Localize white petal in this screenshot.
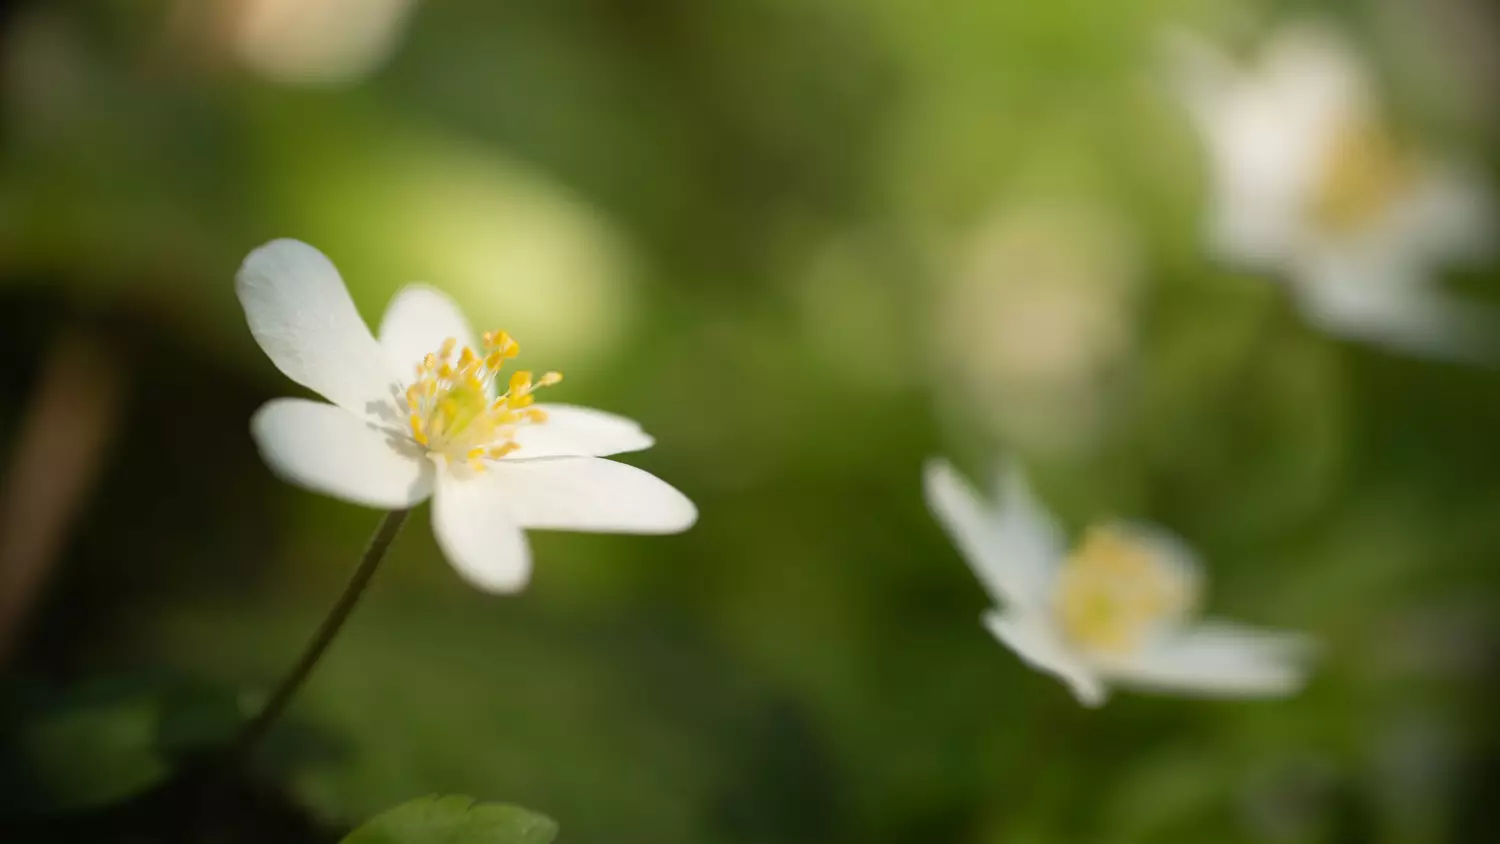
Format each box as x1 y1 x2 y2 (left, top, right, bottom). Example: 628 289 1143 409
485 457 696 533
989 462 1069 596
1102 621 1313 698
378 284 478 378
251 399 433 508
1180 24 1368 267
1260 22 1370 123
923 459 1062 611
1291 248 1499 362
983 609 1107 707
431 467 532 593
237 239 401 420
506 405 655 459
1398 162 1496 263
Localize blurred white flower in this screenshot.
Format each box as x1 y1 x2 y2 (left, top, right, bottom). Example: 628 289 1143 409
923 459 1311 706
229 0 418 86
936 205 1140 456
1169 22 1497 360
238 239 696 593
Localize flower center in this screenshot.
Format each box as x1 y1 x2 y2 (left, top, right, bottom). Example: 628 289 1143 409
404 330 561 470
1309 118 1418 235
1052 525 1197 656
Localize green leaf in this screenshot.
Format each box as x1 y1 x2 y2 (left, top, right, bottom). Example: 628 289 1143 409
7 687 167 814
340 795 558 844
0 673 249 816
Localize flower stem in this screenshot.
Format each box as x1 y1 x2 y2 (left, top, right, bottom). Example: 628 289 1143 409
235 509 410 758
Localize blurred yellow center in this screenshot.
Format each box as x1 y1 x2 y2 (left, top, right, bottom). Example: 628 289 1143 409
1310 119 1417 235
1053 525 1196 656
405 330 561 470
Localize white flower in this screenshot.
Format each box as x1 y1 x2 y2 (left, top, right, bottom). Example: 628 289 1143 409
238 239 696 593
1169 22 1497 360
923 459 1310 706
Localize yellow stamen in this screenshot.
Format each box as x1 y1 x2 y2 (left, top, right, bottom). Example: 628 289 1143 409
402 328 561 465
1053 524 1197 656
483 330 519 358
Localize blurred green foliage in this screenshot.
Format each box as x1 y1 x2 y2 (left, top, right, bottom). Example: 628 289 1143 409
2 0 1500 842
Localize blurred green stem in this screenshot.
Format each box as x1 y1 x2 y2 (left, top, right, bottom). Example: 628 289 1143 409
235 509 410 758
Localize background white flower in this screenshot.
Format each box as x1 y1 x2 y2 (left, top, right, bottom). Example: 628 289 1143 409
238 238 696 593
1168 22 1497 361
923 458 1311 707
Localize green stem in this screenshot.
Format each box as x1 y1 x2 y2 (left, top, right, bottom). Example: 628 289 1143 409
235 509 410 758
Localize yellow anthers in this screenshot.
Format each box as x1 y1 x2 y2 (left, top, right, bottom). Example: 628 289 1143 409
1053 525 1197 656
403 329 560 465
483 330 519 359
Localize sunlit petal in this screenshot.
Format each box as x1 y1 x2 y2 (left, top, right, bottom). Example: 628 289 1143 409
251 398 432 508
487 457 696 533
507 405 655 459
237 239 400 421
431 467 532 593
378 284 479 379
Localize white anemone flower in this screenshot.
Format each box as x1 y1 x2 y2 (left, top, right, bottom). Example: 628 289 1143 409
1169 22 1497 360
238 239 696 593
923 459 1311 706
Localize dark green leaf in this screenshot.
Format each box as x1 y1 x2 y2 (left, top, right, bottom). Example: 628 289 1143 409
0 673 249 816
1 682 167 815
